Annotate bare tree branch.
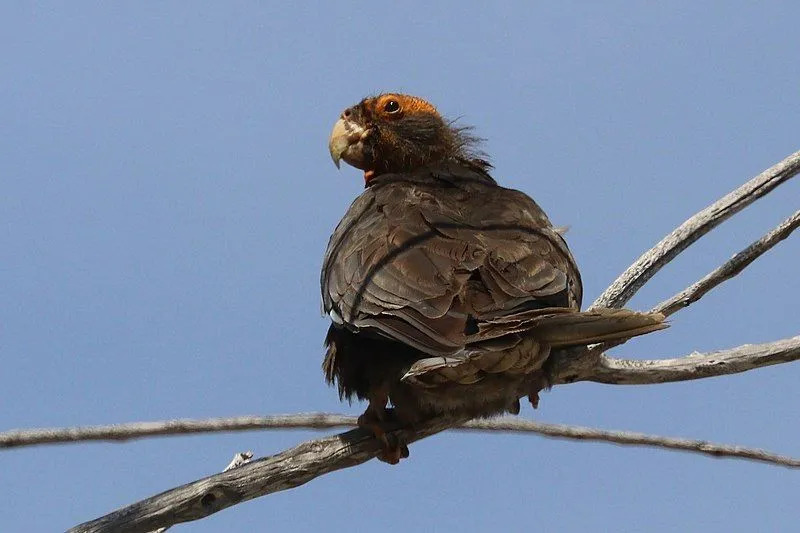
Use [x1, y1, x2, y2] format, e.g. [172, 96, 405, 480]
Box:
[4, 337, 798, 450]
[466, 418, 800, 468]
[547, 154, 800, 383]
[67, 410, 800, 533]
[548, 206, 800, 385]
[61, 149, 800, 532]
[68, 416, 467, 533]
[591, 149, 800, 310]
[590, 336, 800, 385]
[149, 451, 255, 533]
[0, 414, 362, 449]
[652, 209, 800, 317]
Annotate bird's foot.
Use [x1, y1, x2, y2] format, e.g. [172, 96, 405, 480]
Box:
[527, 371, 552, 409]
[358, 407, 409, 464]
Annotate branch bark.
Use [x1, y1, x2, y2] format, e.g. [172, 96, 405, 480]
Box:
[652, 209, 800, 317]
[545, 151, 800, 382]
[68, 417, 467, 533]
[4, 338, 799, 450]
[591, 149, 800, 310]
[67, 408, 800, 533]
[590, 336, 800, 385]
[60, 149, 800, 533]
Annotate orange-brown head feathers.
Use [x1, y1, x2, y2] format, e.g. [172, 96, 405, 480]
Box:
[329, 93, 488, 183]
[370, 93, 440, 120]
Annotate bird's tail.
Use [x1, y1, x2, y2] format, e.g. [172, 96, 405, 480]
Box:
[402, 308, 666, 388]
[517, 308, 667, 346]
[475, 307, 667, 347]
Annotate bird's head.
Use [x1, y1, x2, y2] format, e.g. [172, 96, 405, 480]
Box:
[328, 93, 488, 184]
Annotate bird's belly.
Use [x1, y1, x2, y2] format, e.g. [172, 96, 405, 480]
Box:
[326, 325, 548, 423]
[389, 374, 528, 422]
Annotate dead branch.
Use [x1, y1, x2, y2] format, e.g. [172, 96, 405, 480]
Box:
[9, 413, 800, 471]
[12, 208, 800, 451]
[68, 416, 466, 533]
[4, 337, 799, 450]
[67, 409, 800, 533]
[465, 419, 800, 468]
[590, 336, 800, 385]
[148, 451, 255, 533]
[591, 149, 800, 310]
[0, 414, 362, 449]
[545, 151, 800, 382]
[62, 149, 800, 532]
[653, 209, 800, 317]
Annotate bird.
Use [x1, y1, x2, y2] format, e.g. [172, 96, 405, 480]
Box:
[321, 93, 666, 463]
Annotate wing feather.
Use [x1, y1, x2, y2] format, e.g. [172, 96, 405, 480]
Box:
[321, 165, 582, 357]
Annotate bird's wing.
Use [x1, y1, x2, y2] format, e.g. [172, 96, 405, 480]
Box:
[322, 165, 582, 357]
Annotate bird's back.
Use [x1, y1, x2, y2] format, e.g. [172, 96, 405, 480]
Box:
[322, 161, 582, 367]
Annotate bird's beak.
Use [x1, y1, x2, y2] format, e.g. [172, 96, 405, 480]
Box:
[328, 117, 368, 170]
[328, 118, 348, 168]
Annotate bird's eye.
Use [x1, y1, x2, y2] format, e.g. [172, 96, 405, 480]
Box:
[383, 100, 401, 113]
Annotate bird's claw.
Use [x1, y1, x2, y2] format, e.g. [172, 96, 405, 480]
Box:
[527, 371, 552, 409]
[358, 407, 408, 464]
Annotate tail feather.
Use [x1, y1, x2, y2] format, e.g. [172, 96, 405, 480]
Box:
[402, 308, 666, 388]
[525, 308, 667, 347]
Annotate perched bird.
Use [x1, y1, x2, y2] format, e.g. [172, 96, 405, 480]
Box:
[322, 93, 665, 462]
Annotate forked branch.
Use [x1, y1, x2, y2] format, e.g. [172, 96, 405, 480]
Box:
[5, 337, 799, 450]
[58, 149, 800, 533]
[592, 150, 800, 310]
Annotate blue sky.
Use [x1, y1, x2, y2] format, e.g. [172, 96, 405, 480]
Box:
[3, 3, 799, 532]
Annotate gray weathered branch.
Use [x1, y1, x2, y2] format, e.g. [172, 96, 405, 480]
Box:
[67, 409, 800, 533]
[64, 339, 800, 532]
[4, 337, 799, 450]
[68, 416, 467, 533]
[546, 150, 800, 382]
[592, 149, 800, 310]
[652, 209, 800, 317]
[149, 452, 254, 533]
[62, 149, 800, 532]
[589, 336, 800, 385]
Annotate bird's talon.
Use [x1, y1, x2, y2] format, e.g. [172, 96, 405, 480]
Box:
[528, 391, 540, 409]
[377, 435, 408, 464]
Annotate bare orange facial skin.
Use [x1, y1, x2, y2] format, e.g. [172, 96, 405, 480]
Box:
[370, 93, 441, 122]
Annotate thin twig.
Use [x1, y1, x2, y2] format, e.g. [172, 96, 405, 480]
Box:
[12, 414, 797, 468]
[564, 212, 800, 385]
[652, 210, 800, 317]
[223, 451, 254, 472]
[463, 418, 800, 468]
[591, 149, 800, 310]
[0, 414, 360, 449]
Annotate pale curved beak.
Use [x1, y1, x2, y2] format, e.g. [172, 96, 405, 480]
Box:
[328, 118, 348, 168]
[328, 117, 367, 169]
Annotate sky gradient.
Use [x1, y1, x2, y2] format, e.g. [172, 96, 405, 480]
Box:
[3, 3, 799, 531]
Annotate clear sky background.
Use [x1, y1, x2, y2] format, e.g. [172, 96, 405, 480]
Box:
[3, 3, 799, 532]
